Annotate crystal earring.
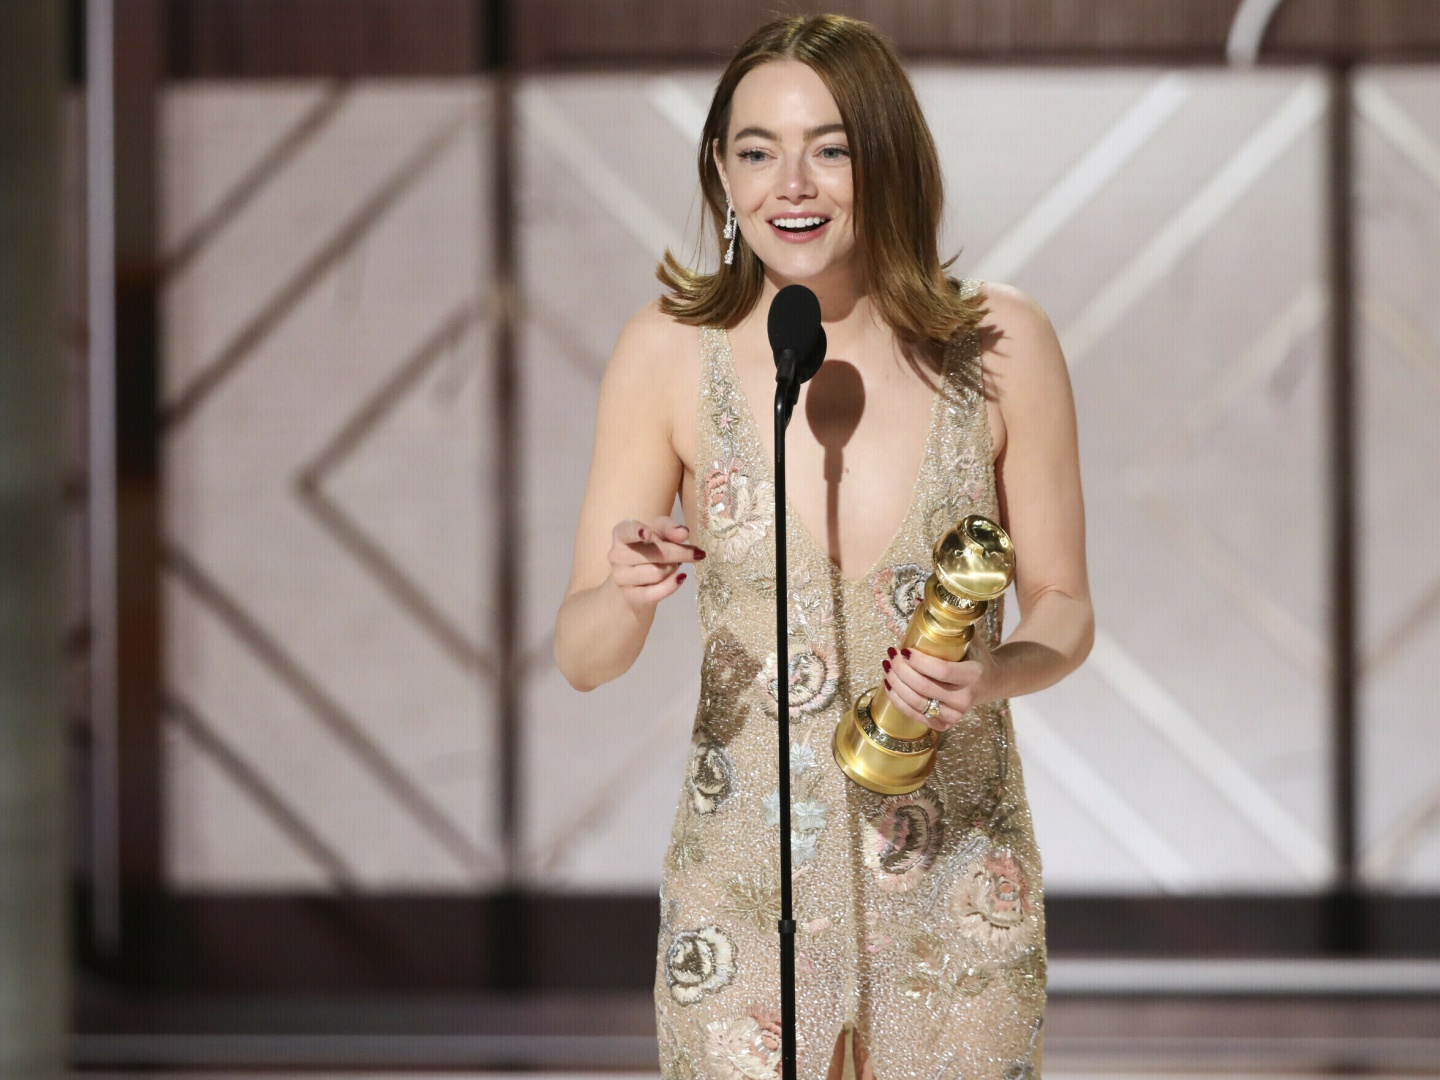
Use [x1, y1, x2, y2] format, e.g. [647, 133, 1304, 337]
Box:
[723, 198, 737, 266]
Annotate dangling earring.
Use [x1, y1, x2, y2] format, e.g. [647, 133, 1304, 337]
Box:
[723, 198, 737, 266]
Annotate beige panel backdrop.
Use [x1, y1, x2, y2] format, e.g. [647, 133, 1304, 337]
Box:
[161, 82, 503, 889]
[159, 68, 1440, 895]
[935, 68, 1333, 893]
[518, 67, 1334, 894]
[1355, 69, 1440, 892]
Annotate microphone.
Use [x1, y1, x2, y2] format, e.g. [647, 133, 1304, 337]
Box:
[768, 285, 827, 425]
[764, 282, 827, 1080]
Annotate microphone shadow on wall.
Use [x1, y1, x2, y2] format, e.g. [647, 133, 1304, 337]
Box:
[804, 358, 865, 582]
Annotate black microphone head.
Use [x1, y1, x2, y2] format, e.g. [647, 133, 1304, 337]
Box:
[767, 284, 823, 367]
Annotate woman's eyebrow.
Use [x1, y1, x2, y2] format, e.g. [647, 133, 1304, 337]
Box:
[732, 122, 847, 141]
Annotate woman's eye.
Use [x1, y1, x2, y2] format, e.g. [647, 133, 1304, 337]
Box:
[737, 148, 767, 163]
[819, 145, 850, 161]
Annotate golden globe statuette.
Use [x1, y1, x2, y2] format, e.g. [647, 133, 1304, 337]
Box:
[833, 515, 1015, 794]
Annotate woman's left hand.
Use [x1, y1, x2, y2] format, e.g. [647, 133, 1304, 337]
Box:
[881, 635, 999, 732]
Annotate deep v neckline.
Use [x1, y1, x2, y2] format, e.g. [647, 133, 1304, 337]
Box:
[717, 328, 951, 586]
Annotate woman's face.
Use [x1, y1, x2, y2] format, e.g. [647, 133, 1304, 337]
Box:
[716, 59, 858, 292]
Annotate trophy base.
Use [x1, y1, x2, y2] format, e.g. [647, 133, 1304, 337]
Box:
[832, 689, 936, 795]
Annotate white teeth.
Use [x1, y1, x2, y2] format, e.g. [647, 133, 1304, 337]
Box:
[772, 216, 826, 229]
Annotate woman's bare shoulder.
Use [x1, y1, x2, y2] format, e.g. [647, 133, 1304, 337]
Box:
[973, 282, 1056, 345]
[971, 282, 1066, 379]
[608, 299, 703, 377]
[597, 301, 703, 453]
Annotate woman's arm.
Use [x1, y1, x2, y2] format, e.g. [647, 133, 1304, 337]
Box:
[553, 305, 703, 692]
[980, 283, 1094, 699]
[883, 283, 1093, 726]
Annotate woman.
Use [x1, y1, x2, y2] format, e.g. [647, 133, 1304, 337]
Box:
[554, 14, 1092, 1080]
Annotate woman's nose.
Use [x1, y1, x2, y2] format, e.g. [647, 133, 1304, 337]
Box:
[777, 156, 815, 200]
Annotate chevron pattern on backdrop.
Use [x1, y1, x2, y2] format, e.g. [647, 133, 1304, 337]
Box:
[159, 68, 1438, 893]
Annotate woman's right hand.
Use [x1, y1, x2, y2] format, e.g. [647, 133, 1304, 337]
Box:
[608, 516, 706, 611]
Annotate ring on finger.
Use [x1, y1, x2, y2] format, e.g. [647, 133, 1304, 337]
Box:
[923, 697, 941, 720]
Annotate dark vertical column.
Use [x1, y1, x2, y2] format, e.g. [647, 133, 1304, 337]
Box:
[0, 2, 69, 1077]
[1324, 63, 1362, 954]
[108, 0, 165, 981]
[87, 0, 123, 957]
[485, 0, 528, 989]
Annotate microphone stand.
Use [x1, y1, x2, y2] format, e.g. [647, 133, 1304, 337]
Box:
[773, 365, 800, 1080]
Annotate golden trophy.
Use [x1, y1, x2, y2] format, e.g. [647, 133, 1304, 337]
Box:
[833, 515, 1015, 794]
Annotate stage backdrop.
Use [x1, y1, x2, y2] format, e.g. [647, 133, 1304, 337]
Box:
[158, 66, 1440, 895]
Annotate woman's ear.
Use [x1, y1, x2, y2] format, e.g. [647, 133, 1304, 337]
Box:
[711, 138, 730, 201]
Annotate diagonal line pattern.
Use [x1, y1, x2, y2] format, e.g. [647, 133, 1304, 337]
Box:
[1012, 698, 1197, 891]
[167, 693, 359, 890]
[164, 545, 492, 878]
[1062, 80, 1326, 366]
[973, 73, 1193, 284]
[1359, 562, 1440, 678]
[1361, 289, 1440, 401]
[523, 294, 610, 384]
[295, 301, 496, 680]
[523, 86, 686, 261]
[531, 676, 699, 877]
[1356, 79, 1440, 191]
[1136, 491, 1326, 679]
[1362, 780, 1440, 882]
[645, 76, 707, 143]
[1129, 285, 1328, 678]
[1355, 291, 1440, 673]
[1087, 630, 1331, 884]
[164, 84, 351, 278]
[164, 103, 476, 429]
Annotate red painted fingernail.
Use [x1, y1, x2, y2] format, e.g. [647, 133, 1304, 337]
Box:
[901, 648, 912, 659]
[675, 573, 687, 585]
[882, 660, 891, 673]
[884, 679, 892, 691]
[693, 547, 707, 560]
[638, 528, 649, 542]
[887, 647, 897, 659]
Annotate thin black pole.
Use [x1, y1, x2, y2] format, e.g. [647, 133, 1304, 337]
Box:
[485, 0, 527, 987]
[773, 386, 797, 1080]
[1324, 62, 1362, 954]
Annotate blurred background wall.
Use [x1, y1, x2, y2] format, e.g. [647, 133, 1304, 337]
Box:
[61, 0, 1440, 1007]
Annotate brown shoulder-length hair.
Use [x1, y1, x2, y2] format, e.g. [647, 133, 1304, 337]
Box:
[657, 13, 981, 350]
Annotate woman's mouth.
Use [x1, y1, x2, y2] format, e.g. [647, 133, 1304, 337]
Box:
[768, 215, 831, 239]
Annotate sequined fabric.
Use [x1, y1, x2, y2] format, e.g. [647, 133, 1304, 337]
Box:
[656, 283, 1046, 1080]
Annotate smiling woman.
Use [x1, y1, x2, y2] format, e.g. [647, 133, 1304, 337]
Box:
[553, 13, 1092, 1080]
[657, 17, 979, 352]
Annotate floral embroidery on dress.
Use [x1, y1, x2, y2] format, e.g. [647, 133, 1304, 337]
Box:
[665, 925, 737, 1005]
[698, 632, 762, 743]
[666, 827, 705, 873]
[758, 643, 838, 720]
[704, 1004, 792, 1080]
[1005, 948, 1047, 998]
[951, 845, 1031, 947]
[786, 567, 834, 633]
[720, 873, 783, 936]
[661, 323, 1046, 1076]
[686, 734, 734, 815]
[949, 447, 987, 508]
[705, 458, 773, 561]
[862, 790, 945, 893]
[760, 732, 831, 866]
[904, 931, 991, 1006]
[872, 562, 927, 637]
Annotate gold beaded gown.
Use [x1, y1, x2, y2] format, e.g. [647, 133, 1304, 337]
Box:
[656, 288, 1047, 1080]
